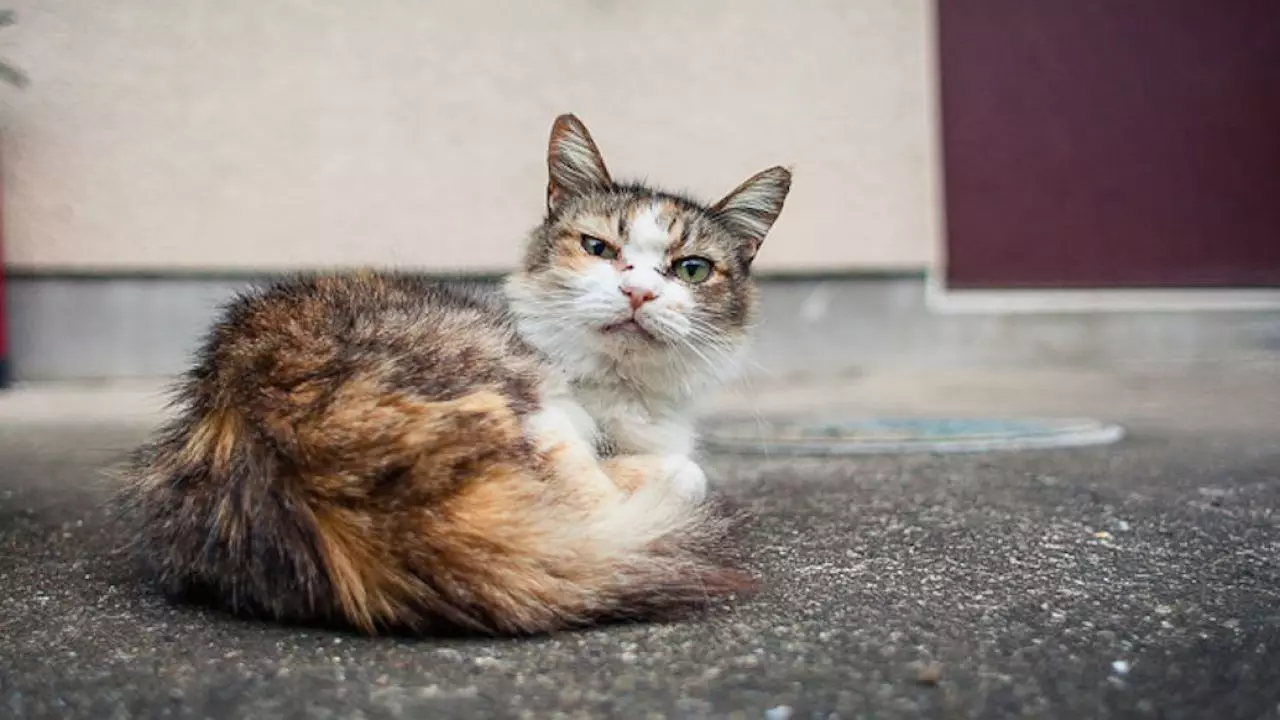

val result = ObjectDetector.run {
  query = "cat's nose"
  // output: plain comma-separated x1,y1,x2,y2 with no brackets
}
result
620,285,658,310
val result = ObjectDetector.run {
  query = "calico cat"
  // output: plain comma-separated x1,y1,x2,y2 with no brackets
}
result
118,114,791,635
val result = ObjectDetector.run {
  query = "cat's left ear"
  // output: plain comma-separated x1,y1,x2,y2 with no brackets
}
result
546,114,613,213
711,166,792,260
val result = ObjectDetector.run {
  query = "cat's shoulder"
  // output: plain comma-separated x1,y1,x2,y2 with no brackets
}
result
223,271,503,317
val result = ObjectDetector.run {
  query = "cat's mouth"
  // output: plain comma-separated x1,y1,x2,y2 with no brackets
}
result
602,317,657,341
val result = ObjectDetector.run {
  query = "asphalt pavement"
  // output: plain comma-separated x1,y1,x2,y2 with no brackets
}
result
2,368,1278,719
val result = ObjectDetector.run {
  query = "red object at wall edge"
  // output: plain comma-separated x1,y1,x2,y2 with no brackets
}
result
0,138,9,388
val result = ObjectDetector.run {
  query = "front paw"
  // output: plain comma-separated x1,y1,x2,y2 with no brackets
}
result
659,455,707,503
599,453,709,502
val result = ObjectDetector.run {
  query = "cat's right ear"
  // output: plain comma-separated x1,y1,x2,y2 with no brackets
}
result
710,166,792,261
547,114,613,213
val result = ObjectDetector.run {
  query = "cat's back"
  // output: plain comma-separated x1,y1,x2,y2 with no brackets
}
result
194,272,542,415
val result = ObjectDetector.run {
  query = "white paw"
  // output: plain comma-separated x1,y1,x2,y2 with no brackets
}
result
660,455,708,503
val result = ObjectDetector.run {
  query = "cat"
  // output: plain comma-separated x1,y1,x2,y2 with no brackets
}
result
117,114,791,635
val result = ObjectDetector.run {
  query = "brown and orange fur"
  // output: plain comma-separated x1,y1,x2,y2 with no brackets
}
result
117,115,791,635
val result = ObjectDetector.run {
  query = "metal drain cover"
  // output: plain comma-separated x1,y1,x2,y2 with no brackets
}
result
701,416,1124,456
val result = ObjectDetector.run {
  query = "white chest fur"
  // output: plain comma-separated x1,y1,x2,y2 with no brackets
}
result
571,380,696,458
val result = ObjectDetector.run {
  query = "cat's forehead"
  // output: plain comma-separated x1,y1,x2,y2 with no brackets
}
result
625,204,671,253
568,194,720,251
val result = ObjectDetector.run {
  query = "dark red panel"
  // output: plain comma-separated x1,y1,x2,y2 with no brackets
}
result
0,140,7,389
938,0,1280,289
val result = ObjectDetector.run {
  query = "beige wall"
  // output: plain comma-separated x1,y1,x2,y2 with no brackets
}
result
1,0,940,274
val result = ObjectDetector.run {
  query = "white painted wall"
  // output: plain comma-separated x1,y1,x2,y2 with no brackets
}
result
0,0,940,274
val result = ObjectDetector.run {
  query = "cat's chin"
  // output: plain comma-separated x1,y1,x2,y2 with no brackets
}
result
601,318,658,342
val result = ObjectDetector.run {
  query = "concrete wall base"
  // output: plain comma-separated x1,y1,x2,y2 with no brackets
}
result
7,274,1279,382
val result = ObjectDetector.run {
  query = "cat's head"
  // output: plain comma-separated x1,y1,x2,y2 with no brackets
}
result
505,114,791,388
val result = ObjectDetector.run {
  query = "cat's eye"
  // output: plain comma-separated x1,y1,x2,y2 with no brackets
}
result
673,257,714,284
580,235,618,260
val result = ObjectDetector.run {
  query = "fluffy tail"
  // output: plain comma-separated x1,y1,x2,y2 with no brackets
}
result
117,386,752,635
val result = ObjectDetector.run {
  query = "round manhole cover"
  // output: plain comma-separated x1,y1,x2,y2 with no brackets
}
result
701,417,1124,456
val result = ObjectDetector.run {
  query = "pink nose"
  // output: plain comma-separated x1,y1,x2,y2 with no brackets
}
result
621,285,657,310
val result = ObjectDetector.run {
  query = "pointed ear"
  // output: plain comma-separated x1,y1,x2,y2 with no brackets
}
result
711,166,791,257
546,114,613,212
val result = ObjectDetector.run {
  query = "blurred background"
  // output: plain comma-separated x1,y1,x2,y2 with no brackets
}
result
2,5,1279,714
0,0,1277,384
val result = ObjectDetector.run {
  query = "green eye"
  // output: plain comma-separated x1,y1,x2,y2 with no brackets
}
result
581,235,619,260
673,256,714,284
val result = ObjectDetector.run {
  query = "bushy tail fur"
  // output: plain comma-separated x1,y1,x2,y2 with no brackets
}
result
117,384,750,635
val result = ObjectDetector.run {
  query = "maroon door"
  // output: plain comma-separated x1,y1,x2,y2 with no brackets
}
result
0,141,7,388
937,1,1280,290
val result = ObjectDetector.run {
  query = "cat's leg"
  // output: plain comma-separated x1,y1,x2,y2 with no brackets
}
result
600,454,708,503
598,414,706,501
523,396,624,501
607,416,697,459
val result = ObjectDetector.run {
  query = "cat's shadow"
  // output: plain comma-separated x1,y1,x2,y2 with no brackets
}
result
147,575,751,643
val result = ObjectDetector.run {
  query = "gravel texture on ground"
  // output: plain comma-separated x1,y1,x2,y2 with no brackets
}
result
2,369,1278,719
